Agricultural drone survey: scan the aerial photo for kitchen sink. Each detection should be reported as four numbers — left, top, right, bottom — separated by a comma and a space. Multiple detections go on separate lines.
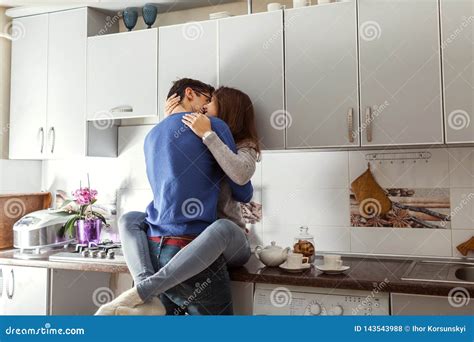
402, 260, 474, 285
455, 267, 474, 283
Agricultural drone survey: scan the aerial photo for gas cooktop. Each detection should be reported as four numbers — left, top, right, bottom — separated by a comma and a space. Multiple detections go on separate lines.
49, 241, 126, 265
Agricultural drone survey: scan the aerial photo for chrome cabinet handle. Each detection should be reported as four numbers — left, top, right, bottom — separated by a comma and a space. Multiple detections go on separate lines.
49, 127, 56, 154
347, 107, 354, 143
39, 127, 45, 153
366, 107, 373, 143
110, 105, 133, 113
6, 269, 14, 300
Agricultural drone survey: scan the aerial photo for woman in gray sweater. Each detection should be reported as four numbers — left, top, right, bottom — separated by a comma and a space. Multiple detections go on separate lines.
96, 87, 260, 315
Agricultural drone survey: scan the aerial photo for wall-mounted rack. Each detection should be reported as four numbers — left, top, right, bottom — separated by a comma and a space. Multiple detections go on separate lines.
366, 151, 432, 164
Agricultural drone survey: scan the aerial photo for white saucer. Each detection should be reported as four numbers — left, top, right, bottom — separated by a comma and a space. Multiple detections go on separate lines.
315, 265, 350, 274
279, 262, 311, 273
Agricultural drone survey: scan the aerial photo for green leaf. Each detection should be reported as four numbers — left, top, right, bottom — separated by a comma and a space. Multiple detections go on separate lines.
61, 216, 80, 239
92, 211, 108, 225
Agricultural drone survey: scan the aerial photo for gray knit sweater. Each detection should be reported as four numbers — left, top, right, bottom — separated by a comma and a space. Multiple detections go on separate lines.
202, 132, 259, 229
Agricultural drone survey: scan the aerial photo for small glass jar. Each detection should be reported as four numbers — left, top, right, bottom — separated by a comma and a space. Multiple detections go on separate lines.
293, 226, 315, 262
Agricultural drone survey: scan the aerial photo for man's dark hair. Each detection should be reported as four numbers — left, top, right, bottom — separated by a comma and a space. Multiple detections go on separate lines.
167, 78, 215, 101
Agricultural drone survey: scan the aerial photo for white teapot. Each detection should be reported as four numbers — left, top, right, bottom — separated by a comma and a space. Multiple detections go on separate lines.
254, 241, 290, 267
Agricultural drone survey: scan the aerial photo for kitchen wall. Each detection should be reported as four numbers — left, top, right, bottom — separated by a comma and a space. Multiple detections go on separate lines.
0, 7, 10, 159
42, 123, 474, 259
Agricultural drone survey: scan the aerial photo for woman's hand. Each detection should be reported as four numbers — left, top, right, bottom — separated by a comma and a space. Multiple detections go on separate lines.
164, 93, 180, 117
182, 113, 212, 138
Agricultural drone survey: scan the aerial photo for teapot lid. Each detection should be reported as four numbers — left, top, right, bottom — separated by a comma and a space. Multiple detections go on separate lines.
265, 241, 282, 250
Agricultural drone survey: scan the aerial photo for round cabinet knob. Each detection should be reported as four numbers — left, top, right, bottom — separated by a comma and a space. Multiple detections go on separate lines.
331, 305, 344, 316
309, 303, 322, 315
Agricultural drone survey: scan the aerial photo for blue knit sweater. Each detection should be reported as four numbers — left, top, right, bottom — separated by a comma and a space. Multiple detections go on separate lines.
144, 112, 253, 237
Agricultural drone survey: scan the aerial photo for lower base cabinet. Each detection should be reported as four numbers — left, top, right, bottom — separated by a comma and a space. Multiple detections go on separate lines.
0, 266, 111, 315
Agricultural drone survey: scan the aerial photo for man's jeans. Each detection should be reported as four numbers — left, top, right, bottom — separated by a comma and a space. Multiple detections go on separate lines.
148, 240, 233, 315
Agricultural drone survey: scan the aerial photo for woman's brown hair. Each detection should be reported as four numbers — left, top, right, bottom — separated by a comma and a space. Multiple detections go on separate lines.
213, 87, 261, 154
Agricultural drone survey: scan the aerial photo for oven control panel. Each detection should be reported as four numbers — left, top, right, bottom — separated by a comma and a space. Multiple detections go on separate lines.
253, 284, 389, 316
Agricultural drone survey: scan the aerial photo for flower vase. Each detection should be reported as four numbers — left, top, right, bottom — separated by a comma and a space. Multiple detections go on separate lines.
75, 218, 102, 244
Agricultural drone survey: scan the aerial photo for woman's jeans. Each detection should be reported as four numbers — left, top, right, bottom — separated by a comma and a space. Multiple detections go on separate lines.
118, 212, 251, 315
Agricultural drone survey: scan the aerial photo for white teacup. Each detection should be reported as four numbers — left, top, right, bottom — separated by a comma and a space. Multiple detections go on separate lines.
286, 252, 309, 268
293, 0, 311, 8
323, 255, 343, 269
267, 2, 286, 11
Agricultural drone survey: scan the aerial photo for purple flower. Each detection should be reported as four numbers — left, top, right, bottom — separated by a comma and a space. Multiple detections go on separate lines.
72, 187, 98, 206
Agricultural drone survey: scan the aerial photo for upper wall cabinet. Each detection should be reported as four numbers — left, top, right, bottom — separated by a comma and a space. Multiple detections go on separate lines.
47, 9, 88, 158
441, 0, 474, 144
218, 11, 285, 150
9, 14, 48, 159
158, 22, 218, 120
87, 29, 158, 120
285, 2, 359, 149
9, 8, 113, 160
359, 0, 444, 146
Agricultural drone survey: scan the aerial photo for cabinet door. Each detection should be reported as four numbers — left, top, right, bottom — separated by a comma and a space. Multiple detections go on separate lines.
359, 0, 443, 146
442, 0, 474, 143
9, 15, 48, 159
47, 8, 88, 158
286, 2, 359, 148
1, 266, 49, 315
219, 12, 285, 150
87, 29, 158, 120
158, 21, 218, 120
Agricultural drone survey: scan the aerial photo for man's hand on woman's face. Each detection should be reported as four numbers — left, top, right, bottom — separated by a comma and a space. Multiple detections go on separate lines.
164, 94, 181, 117
182, 113, 212, 138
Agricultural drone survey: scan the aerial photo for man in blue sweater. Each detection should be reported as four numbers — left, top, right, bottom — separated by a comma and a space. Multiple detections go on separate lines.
116, 79, 253, 316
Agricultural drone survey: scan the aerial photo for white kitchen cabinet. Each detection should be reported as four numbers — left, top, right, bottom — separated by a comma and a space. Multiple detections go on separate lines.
285, 2, 359, 148
46, 8, 88, 158
87, 29, 158, 120
359, 0, 444, 146
158, 21, 218, 120
219, 11, 285, 150
0, 266, 49, 315
9, 14, 49, 159
9, 8, 111, 160
441, 0, 474, 143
